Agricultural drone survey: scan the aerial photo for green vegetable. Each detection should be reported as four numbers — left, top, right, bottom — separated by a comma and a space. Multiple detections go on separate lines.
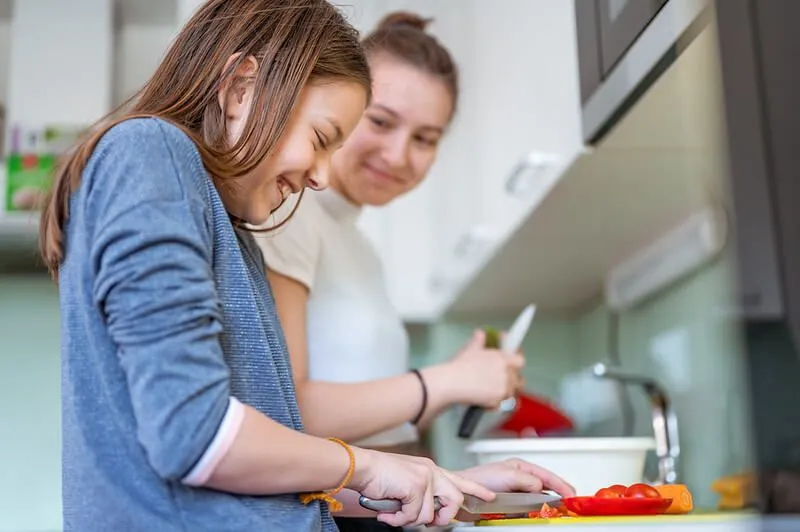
484, 327, 501, 349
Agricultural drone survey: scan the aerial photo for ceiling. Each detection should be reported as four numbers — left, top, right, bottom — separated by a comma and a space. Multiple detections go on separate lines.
446, 22, 729, 318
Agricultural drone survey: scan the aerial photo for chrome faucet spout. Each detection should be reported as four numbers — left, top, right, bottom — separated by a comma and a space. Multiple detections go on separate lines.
592, 363, 680, 485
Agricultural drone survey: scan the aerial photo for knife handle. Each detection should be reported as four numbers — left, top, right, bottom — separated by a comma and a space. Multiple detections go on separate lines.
457, 405, 484, 439
359, 495, 442, 513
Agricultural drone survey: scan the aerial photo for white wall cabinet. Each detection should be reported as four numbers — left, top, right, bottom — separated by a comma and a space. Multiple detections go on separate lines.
0, 0, 586, 310
350, 1, 585, 320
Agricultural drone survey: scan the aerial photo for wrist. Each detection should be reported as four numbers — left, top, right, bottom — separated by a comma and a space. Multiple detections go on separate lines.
420, 362, 463, 409
345, 446, 373, 492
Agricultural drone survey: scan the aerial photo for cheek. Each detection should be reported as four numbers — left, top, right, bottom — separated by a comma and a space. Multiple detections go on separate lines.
349, 125, 385, 161
407, 149, 438, 188
335, 133, 376, 179
277, 136, 316, 174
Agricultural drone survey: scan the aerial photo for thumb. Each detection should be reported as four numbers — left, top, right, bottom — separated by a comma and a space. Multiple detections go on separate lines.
467, 329, 486, 349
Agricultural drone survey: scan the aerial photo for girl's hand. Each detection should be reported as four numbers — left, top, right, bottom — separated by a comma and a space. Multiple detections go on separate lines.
458, 458, 576, 497
347, 448, 496, 527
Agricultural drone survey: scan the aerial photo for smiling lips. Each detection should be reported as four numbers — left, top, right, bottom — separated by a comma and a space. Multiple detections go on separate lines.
277, 176, 299, 202
364, 163, 404, 185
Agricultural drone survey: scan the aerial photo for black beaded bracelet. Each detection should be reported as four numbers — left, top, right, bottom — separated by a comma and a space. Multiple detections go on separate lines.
410, 369, 428, 426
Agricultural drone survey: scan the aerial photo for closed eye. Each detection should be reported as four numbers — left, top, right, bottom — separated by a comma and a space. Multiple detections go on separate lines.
368, 116, 391, 130
415, 135, 440, 148
315, 130, 328, 151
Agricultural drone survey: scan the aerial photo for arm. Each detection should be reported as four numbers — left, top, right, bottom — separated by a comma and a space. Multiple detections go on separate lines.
268, 270, 458, 441
86, 122, 379, 495
94, 196, 371, 496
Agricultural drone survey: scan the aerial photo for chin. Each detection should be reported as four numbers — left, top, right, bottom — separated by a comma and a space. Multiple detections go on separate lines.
362, 187, 405, 207
244, 203, 278, 227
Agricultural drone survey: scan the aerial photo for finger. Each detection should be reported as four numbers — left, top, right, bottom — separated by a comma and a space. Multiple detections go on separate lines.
511, 372, 525, 394
375, 489, 416, 528
431, 472, 465, 526
509, 469, 544, 493
512, 460, 576, 497
443, 469, 496, 502
469, 329, 485, 348
506, 353, 526, 369
414, 483, 435, 526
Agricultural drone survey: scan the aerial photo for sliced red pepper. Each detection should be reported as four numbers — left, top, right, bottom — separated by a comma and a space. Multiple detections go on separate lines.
478, 513, 509, 520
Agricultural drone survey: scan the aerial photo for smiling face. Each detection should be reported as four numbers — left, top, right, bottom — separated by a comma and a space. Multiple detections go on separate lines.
220, 57, 368, 224
330, 56, 454, 206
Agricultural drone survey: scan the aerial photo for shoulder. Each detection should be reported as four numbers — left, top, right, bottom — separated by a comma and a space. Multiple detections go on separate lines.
93, 117, 200, 170
83, 117, 210, 215
253, 192, 326, 289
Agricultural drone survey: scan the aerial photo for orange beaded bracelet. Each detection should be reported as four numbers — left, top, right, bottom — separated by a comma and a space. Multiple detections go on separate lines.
299, 437, 355, 513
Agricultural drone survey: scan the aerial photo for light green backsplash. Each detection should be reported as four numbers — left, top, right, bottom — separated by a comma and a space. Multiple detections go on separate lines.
0, 275, 62, 532
0, 254, 754, 527
413, 256, 753, 509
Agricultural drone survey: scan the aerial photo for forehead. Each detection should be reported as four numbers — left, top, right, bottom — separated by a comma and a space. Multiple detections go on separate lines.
298, 81, 367, 126
369, 57, 453, 129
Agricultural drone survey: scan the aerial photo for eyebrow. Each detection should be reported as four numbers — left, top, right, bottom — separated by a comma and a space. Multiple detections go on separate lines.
370, 103, 445, 135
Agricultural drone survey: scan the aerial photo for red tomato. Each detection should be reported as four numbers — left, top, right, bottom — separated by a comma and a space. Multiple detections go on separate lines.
624, 483, 661, 499
595, 487, 622, 498
538, 503, 563, 518
608, 484, 628, 495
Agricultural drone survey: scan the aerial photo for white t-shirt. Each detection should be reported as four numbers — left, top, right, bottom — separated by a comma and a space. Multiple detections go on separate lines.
254, 189, 418, 447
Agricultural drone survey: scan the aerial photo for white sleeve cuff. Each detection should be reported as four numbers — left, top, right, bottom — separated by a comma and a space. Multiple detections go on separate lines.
182, 396, 245, 487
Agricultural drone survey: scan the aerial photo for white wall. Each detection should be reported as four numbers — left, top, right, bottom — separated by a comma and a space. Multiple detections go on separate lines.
113, 24, 176, 106
7, 0, 113, 128
0, 20, 10, 105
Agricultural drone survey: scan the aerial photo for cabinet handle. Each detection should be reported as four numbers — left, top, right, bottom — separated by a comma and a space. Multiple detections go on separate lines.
505, 152, 558, 196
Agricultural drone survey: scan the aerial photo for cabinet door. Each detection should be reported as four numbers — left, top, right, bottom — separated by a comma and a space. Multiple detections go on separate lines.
574, 0, 602, 105
597, 0, 668, 74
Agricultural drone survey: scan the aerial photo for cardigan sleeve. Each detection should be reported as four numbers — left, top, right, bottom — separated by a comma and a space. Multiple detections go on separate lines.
87, 118, 242, 483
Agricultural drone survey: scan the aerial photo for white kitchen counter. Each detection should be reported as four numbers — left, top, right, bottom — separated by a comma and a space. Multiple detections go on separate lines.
451, 514, 800, 531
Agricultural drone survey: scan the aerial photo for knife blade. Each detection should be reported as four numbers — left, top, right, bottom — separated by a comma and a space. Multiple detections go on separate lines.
462, 492, 562, 514
358, 491, 561, 515
457, 304, 537, 439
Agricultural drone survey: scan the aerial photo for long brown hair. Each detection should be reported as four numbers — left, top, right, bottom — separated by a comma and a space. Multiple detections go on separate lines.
362, 11, 459, 118
39, 0, 370, 277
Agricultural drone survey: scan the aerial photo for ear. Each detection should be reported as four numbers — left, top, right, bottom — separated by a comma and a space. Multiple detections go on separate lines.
217, 53, 259, 122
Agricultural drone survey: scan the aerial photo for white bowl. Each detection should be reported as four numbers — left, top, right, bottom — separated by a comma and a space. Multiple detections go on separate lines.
465, 437, 655, 497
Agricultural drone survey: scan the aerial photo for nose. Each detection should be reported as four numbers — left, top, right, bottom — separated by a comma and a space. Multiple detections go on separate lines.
382, 132, 411, 170
305, 153, 331, 191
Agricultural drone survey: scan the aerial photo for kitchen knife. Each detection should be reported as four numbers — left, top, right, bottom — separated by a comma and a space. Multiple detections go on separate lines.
457, 304, 537, 439
358, 492, 562, 515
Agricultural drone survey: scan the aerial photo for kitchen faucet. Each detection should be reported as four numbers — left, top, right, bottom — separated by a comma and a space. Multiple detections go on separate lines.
592, 363, 680, 485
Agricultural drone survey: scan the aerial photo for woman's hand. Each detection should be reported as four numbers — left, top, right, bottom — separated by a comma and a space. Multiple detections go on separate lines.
442, 329, 525, 407
458, 458, 576, 497
347, 448, 496, 527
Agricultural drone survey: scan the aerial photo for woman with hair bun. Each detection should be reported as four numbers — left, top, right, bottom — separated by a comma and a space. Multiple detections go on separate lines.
258, 11, 574, 532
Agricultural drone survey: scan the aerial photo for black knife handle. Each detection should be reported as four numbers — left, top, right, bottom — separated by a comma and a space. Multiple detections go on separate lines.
458, 405, 484, 439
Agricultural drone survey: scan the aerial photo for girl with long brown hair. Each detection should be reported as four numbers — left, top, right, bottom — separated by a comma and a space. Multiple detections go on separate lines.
38, 1, 500, 530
